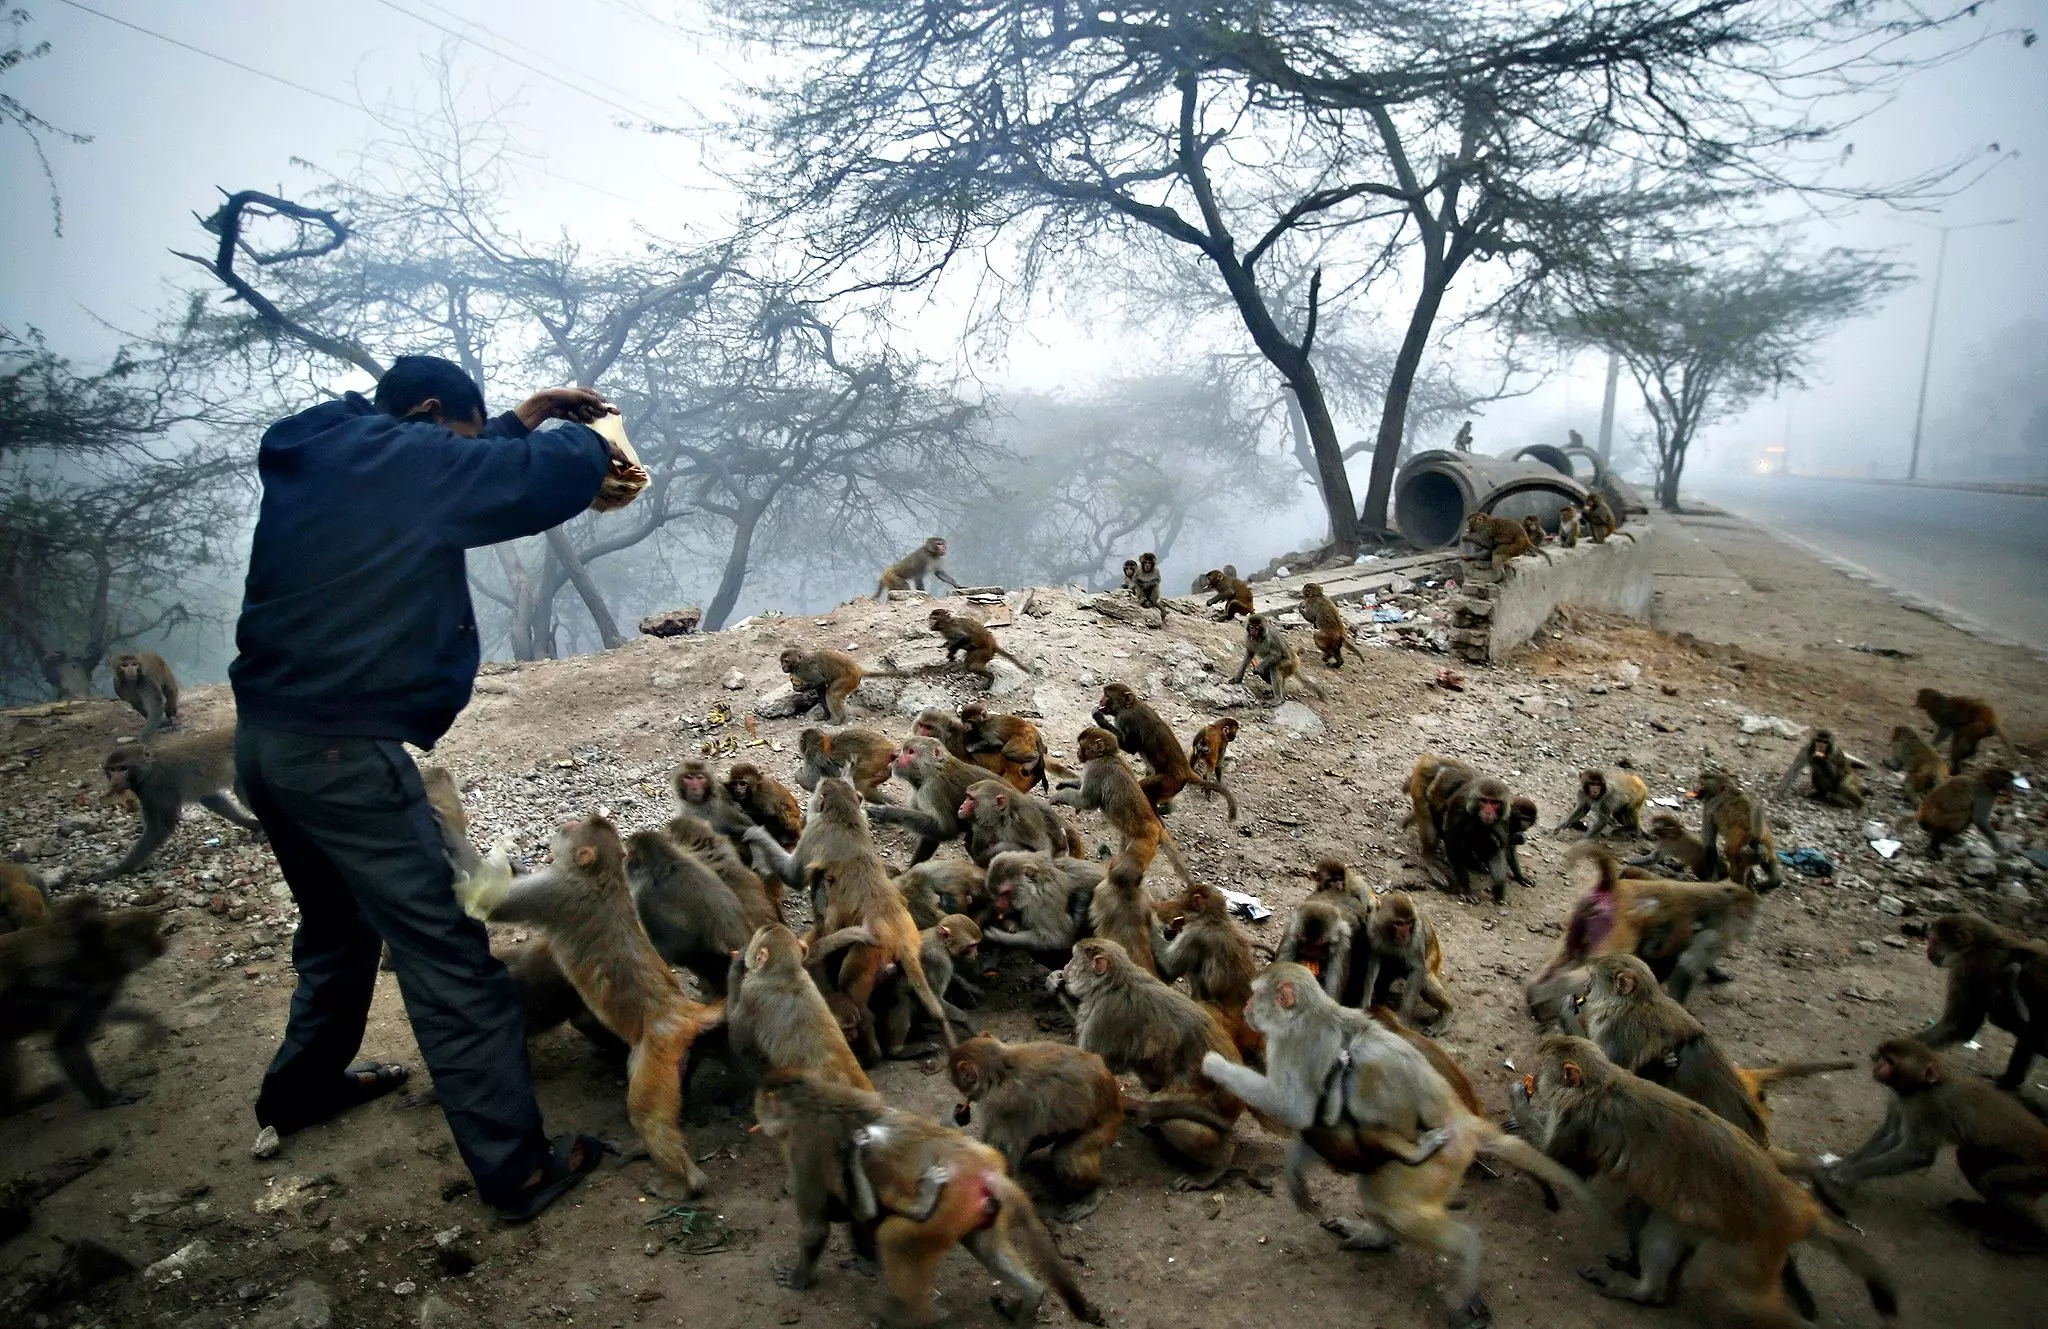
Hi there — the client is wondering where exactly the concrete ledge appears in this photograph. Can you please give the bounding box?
[1455,523,1657,663]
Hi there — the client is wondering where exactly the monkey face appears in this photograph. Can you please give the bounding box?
[1246,616,1267,642]
[678,771,710,802]
[1812,738,1832,760]
[929,538,947,557]
[1218,718,1238,741]
[1076,728,1117,762]
[1478,797,1501,825]
[779,648,800,671]
[959,702,987,724]
[1583,773,1605,800]
[726,775,753,801]
[1123,560,1138,577]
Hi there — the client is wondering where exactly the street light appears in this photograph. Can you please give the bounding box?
[1906,217,2013,481]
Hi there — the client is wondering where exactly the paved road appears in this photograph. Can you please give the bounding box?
[1691,473,2048,651]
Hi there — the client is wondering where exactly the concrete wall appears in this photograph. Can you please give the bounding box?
[1447,522,1657,663]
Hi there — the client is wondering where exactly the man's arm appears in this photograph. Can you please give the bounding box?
[426,420,611,549]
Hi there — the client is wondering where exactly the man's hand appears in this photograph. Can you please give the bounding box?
[513,386,616,431]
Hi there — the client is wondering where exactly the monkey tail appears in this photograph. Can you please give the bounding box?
[1474,1126,1595,1210]
[993,647,1032,673]
[1158,829,1197,885]
[997,1177,1104,1323]
[1740,1059,1856,1091]
[1042,757,1077,780]
[1805,1212,1899,1317]
[1564,840,1623,892]
[803,925,879,968]
[860,666,917,680]
[1195,778,1240,820]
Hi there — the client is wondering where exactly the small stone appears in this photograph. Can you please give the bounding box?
[722,669,746,690]
[751,683,803,719]
[142,1240,212,1283]
[1269,701,1324,736]
[1587,684,1609,695]
[250,1126,281,1160]
[1876,895,1907,916]
[1660,682,1680,696]
[1853,939,1879,955]
[418,1294,470,1329]
[392,1281,417,1296]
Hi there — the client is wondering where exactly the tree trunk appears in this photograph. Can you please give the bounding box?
[52,658,93,699]
[492,544,540,661]
[1360,274,1448,538]
[1283,364,1360,552]
[703,504,763,632]
[544,527,625,649]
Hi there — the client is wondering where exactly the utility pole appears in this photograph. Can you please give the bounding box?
[1594,352,1621,467]
[1906,217,2013,482]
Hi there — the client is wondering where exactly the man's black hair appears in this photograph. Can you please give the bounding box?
[373,355,487,424]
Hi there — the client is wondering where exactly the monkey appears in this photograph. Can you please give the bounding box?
[980,851,1098,962]
[754,1070,1103,1327]
[892,859,989,929]
[1623,812,1710,877]
[1186,717,1238,791]
[780,647,865,722]
[1276,858,1377,1006]
[1202,964,1589,1329]
[916,706,1037,794]
[498,938,629,1056]
[1916,687,2009,770]
[92,729,264,880]
[1582,490,1619,543]
[927,607,1029,680]
[1693,766,1782,890]
[452,815,721,1195]
[1230,612,1325,702]
[794,726,897,802]
[673,757,758,852]
[1511,1036,1896,1325]
[948,1033,1124,1221]
[1192,563,1238,596]
[1050,727,1196,885]
[867,915,983,1059]
[1202,568,1253,621]
[1092,682,1238,816]
[1120,558,1139,592]
[1463,511,1534,576]
[664,811,783,923]
[1554,768,1648,839]
[1437,772,1516,903]
[1154,880,1260,1059]
[624,827,768,996]
[1820,1037,2048,1250]
[0,896,167,1110]
[1917,765,2014,858]
[1918,912,2048,1091]
[956,701,1063,793]
[1506,794,1539,886]
[866,737,984,865]
[1774,728,1864,809]
[1556,504,1581,547]
[1884,724,1947,801]
[726,922,874,1090]
[873,535,962,600]
[1404,753,1472,863]
[109,651,179,737]
[1522,514,1546,548]
[1297,582,1350,667]
[1132,551,1163,610]
[1358,892,1454,1032]
[723,763,804,849]
[959,778,1081,865]
[1087,857,1164,975]
[0,862,48,934]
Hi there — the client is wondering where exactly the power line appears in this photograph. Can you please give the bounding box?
[407,0,682,124]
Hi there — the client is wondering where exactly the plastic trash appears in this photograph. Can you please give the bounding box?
[2015,775,2033,791]
[1738,714,1804,739]
[1777,847,1835,877]
[1219,888,1272,922]
[1372,607,1405,623]
[1870,838,1902,860]
[1651,795,1685,808]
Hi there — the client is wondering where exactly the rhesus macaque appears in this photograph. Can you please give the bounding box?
[1919,912,2048,1090]
[1203,965,1587,1329]
[1154,881,1257,1016]
[0,861,48,934]
[0,896,166,1109]
[1132,551,1163,610]
[1512,1036,1896,1323]
[1187,717,1238,789]
[1297,582,1350,668]
[673,757,756,850]
[1582,490,1619,543]
[1191,563,1238,596]
[1050,727,1196,885]
[1917,765,2014,857]
[667,812,783,920]
[1359,892,1454,1032]
[780,647,865,722]
[956,701,1062,792]
[1916,687,2009,770]
[1775,728,1864,809]
[1506,794,1538,885]
[1439,773,1516,903]
[723,763,804,848]
[1624,812,1709,878]
[452,815,722,1196]
[927,606,1029,680]
[1231,612,1325,702]
[960,778,1081,865]
[109,650,179,737]
[1522,514,1546,548]
[866,736,983,865]
[1092,682,1237,816]
[874,535,962,599]
[1693,767,1781,890]
[755,1071,1102,1326]
[1463,511,1533,576]
[794,726,897,802]
[1556,504,1581,547]
[1554,768,1648,838]
[1120,558,1140,592]
[1821,1038,2048,1250]
[1202,568,1253,621]
[949,1033,1124,1221]
[726,922,874,1089]
[1885,725,1947,801]
[1276,858,1376,1006]
[868,915,982,1058]
[93,729,264,880]
[624,827,768,996]
[1404,753,1472,863]
[499,938,627,1055]
[1089,858,1164,975]
[892,859,988,929]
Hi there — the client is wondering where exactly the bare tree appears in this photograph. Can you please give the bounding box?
[1,7,90,235]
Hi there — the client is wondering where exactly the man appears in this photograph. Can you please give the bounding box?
[231,355,617,1220]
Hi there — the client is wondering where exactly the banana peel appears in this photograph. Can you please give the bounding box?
[452,840,516,921]
[586,410,649,513]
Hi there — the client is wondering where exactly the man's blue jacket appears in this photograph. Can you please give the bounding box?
[230,393,609,749]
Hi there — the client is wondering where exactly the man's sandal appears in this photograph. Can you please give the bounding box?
[494,1132,602,1223]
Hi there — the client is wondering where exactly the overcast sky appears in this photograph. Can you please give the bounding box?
[3,0,2044,492]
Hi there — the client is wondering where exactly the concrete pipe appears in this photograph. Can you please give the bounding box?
[1393,449,1592,548]
[1511,442,1609,485]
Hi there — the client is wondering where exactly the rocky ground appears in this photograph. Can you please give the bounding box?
[2,506,2045,1329]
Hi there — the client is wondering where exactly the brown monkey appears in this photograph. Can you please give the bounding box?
[0,862,48,934]
[673,757,757,850]
[93,729,264,880]
[1089,857,1164,975]
[1438,772,1516,903]
[723,763,804,848]
[1624,812,1710,877]
[1463,511,1534,575]
[892,859,989,929]
[1916,687,2008,769]
[1187,716,1238,789]
[0,896,166,1109]
[666,812,783,920]
[1556,504,1581,547]
[1522,514,1547,547]
[755,1071,1102,1326]
[109,650,179,737]
[727,922,874,1090]
[1050,727,1197,885]
[450,816,723,1196]
[1919,912,2048,1090]
[864,915,983,1059]
[499,938,628,1055]
[960,778,1081,865]
[1230,612,1325,702]
[1506,794,1539,886]
[1093,682,1238,816]
[1404,753,1472,863]
[1693,766,1781,890]
[624,827,769,995]
[1775,728,1864,809]
[980,851,1098,961]
[1511,1036,1896,1324]
[1917,765,2014,857]
[949,1034,1124,1221]
[1582,490,1619,543]
[927,606,1029,680]
[1276,858,1376,1006]
[1156,880,1261,1059]
[1132,551,1163,610]
[1297,582,1350,667]
[1821,1038,2048,1249]
[1554,768,1648,838]
[1885,724,1947,800]
[1358,892,1454,1032]
[956,701,1062,793]
[867,736,983,865]
[1191,563,1239,596]
[873,535,962,599]
[794,726,897,802]
[1202,568,1253,621]
[1120,558,1139,592]
[780,647,864,722]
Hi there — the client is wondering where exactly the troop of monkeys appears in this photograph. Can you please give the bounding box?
[1461,492,1623,578]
